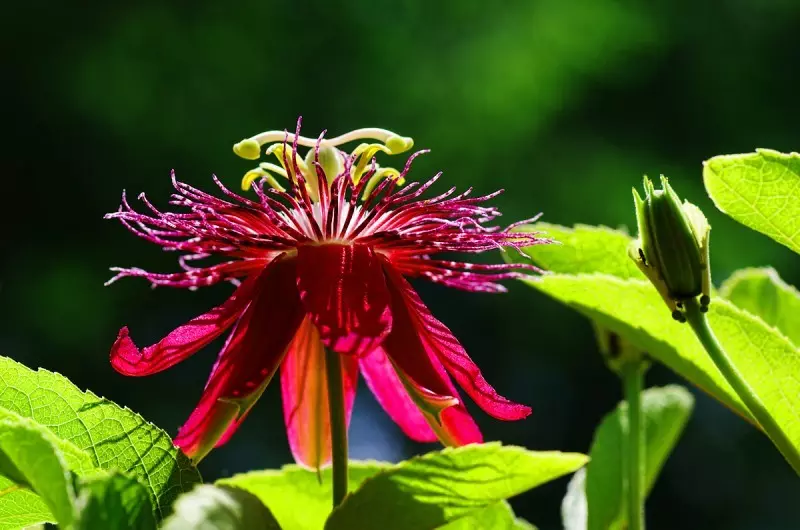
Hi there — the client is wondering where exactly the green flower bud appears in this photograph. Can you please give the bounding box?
[629,176,711,321]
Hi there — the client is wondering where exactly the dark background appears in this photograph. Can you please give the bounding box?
[3,1,799,528]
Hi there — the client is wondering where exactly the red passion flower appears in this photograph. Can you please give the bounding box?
[106,120,548,467]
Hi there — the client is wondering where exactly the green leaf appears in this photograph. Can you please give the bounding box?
[509,223,644,279]
[0,415,83,527]
[0,479,52,530]
[0,407,97,478]
[441,501,536,530]
[0,356,201,517]
[0,409,155,530]
[218,462,386,530]
[161,485,282,530]
[528,274,800,457]
[720,267,800,347]
[325,444,587,530]
[73,471,156,530]
[703,149,800,254]
[583,386,694,530]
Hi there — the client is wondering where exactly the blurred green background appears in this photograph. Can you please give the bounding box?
[3,0,800,528]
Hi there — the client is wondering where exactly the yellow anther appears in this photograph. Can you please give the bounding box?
[241,169,265,191]
[266,144,309,182]
[352,143,392,185]
[234,127,414,203]
[240,168,286,192]
[233,139,262,160]
[361,167,404,199]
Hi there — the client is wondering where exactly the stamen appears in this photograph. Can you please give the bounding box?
[241,168,286,192]
[234,127,413,158]
[361,167,404,201]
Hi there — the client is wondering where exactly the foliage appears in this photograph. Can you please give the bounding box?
[0,356,201,520]
[510,223,800,459]
[561,386,694,530]
[704,150,800,255]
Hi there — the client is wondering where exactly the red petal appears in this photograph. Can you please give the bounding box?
[359,347,437,443]
[381,269,482,446]
[281,317,359,469]
[296,243,392,356]
[174,258,304,461]
[110,276,257,376]
[384,264,531,421]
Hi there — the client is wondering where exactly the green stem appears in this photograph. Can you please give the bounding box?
[622,361,646,530]
[325,348,348,507]
[684,298,800,475]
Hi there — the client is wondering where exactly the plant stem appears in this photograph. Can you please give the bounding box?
[684,298,800,475]
[622,361,645,530]
[325,348,348,507]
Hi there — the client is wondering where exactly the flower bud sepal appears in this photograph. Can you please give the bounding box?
[628,175,711,322]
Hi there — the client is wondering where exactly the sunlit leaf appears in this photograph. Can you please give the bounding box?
[0,409,155,530]
[0,356,201,517]
[703,149,800,254]
[0,415,83,527]
[528,274,800,460]
[509,223,643,279]
[0,479,52,530]
[218,462,386,530]
[325,444,587,530]
[720,267,800,346]
[510,224,800,466]
[442,501,536,529]
[161,485,281,530]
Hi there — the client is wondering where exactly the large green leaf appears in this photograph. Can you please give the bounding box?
[218,462,386,530]
[510,224,800,464]
[0,409,155,530]
[529,274,800,457]
[720,267,800,347]
[561,386,694,530]
[325,444,587,530]
[703,149,800,254]
[161,485,282,530]
[0,356,201,517]
[509,223,643,279]
[442,501,536,530]
[0,415,84,527]
[221,460,540,530]
[0,480,52,530]
[0,408,97,478]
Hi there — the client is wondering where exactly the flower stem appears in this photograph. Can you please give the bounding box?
[622,361,646,530]
[325,348,348,507]
[684,298,800,475]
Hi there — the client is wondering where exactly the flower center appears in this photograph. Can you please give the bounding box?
[233,119,414,203]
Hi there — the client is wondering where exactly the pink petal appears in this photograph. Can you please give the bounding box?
[359,347,437,443]
[281,317,359,469]
[381,267,482,446]
[110,275,257,376]
[174,258,305,462]
[296,243,392,356]
[384,263,531,421]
